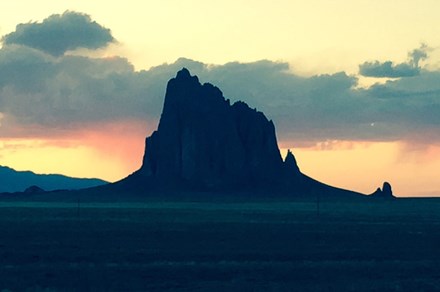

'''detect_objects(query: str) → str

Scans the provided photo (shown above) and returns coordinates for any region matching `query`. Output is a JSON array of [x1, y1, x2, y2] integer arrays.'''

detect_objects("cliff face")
[[138, 68, 299, 189]]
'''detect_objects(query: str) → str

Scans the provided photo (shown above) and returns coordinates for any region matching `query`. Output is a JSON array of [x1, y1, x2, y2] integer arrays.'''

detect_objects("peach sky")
[[2, 122, 440, 197]]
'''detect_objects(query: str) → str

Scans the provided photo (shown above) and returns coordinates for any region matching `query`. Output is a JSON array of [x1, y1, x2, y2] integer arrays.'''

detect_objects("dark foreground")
[[0, 198, 440, 291]]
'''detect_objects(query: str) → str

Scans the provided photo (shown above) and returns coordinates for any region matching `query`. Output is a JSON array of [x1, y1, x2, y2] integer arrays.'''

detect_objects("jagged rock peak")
[[284, 149, 296, 164], [138, 68, 298, 189], [176, 67, 191, 79], [173, 67, 200, 84], [284, 149, 300, 173], [382, 182, 393, 196], [371, 181, 395, 198]]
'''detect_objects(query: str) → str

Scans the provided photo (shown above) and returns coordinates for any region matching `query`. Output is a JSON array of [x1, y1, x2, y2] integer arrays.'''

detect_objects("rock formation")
[[137, 68, 299, 190], [371, 181, 395, 198], [119, 68, 387, 197]]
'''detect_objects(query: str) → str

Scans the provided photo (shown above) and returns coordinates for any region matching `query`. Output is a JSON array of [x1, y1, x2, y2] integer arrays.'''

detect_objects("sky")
[[1, 1, 440, 197]]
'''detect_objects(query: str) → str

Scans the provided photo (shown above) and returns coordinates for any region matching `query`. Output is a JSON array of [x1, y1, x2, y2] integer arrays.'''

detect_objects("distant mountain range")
[[0, 165, 107, 193]]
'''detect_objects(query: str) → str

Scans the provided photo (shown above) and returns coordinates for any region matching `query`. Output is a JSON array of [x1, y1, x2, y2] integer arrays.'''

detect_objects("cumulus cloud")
[[359, 61, 419, 78], [0, 14, 439, 146], [2, 11, 114, 56], [1, 48, 440, 146], [359, 44, 430, 78]]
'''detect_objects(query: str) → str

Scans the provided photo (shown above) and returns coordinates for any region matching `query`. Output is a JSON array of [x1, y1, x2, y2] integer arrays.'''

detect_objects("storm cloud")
[[2, 11, 114, 56]]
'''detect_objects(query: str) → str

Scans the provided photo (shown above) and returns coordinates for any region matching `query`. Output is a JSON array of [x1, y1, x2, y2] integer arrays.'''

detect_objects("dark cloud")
[[359, 44, 430, 78], [2, 11, 114, 56], [1, 48, 440, 145], [0, 46, 161, 128], [359, 61, 419, 78]]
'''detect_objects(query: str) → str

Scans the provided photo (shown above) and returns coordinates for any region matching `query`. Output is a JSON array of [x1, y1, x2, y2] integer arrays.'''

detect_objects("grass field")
[[0, 198, 440, 291]]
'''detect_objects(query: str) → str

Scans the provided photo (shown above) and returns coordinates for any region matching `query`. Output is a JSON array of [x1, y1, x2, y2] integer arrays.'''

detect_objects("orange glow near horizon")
[[282, 141, 440, 197], [0, 138, 126, 181], [1, 129, 440, 197], [281, 142, 397, 195], [0, 119, 152, 182]]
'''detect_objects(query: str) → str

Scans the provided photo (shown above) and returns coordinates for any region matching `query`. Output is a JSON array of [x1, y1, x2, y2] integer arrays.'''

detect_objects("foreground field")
[[0, 198, 439, 291]]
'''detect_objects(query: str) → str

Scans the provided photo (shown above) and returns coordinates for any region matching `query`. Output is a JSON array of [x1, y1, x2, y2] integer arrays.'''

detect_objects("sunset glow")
[[0, 119, 150, 182], [1, 1, 440, 196]]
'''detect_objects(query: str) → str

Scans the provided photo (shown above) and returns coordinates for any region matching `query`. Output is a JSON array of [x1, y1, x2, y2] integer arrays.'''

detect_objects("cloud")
[[0, 45, 168, 136], [2, 11, 114, 56], [408, 43, 429, 68], [1, 49, 440, 147], [359, 44, 430, 78], [359, 61, 419, 78]]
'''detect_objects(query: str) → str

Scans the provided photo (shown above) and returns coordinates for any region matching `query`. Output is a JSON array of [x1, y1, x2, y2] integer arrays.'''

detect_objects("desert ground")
[[0, 196, 439, 291]]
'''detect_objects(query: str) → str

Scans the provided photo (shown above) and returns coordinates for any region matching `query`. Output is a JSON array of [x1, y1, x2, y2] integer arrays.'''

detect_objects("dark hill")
[[0, 165, 107, 193], [115, 68, 389, 198]]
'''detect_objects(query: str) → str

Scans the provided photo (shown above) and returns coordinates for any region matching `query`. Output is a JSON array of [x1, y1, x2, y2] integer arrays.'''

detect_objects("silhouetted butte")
[[116, 68, 392, 197]]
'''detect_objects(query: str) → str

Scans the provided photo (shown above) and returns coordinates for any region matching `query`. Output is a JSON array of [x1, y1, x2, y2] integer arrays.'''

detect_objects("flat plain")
[[0, 197, 439, 291]]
